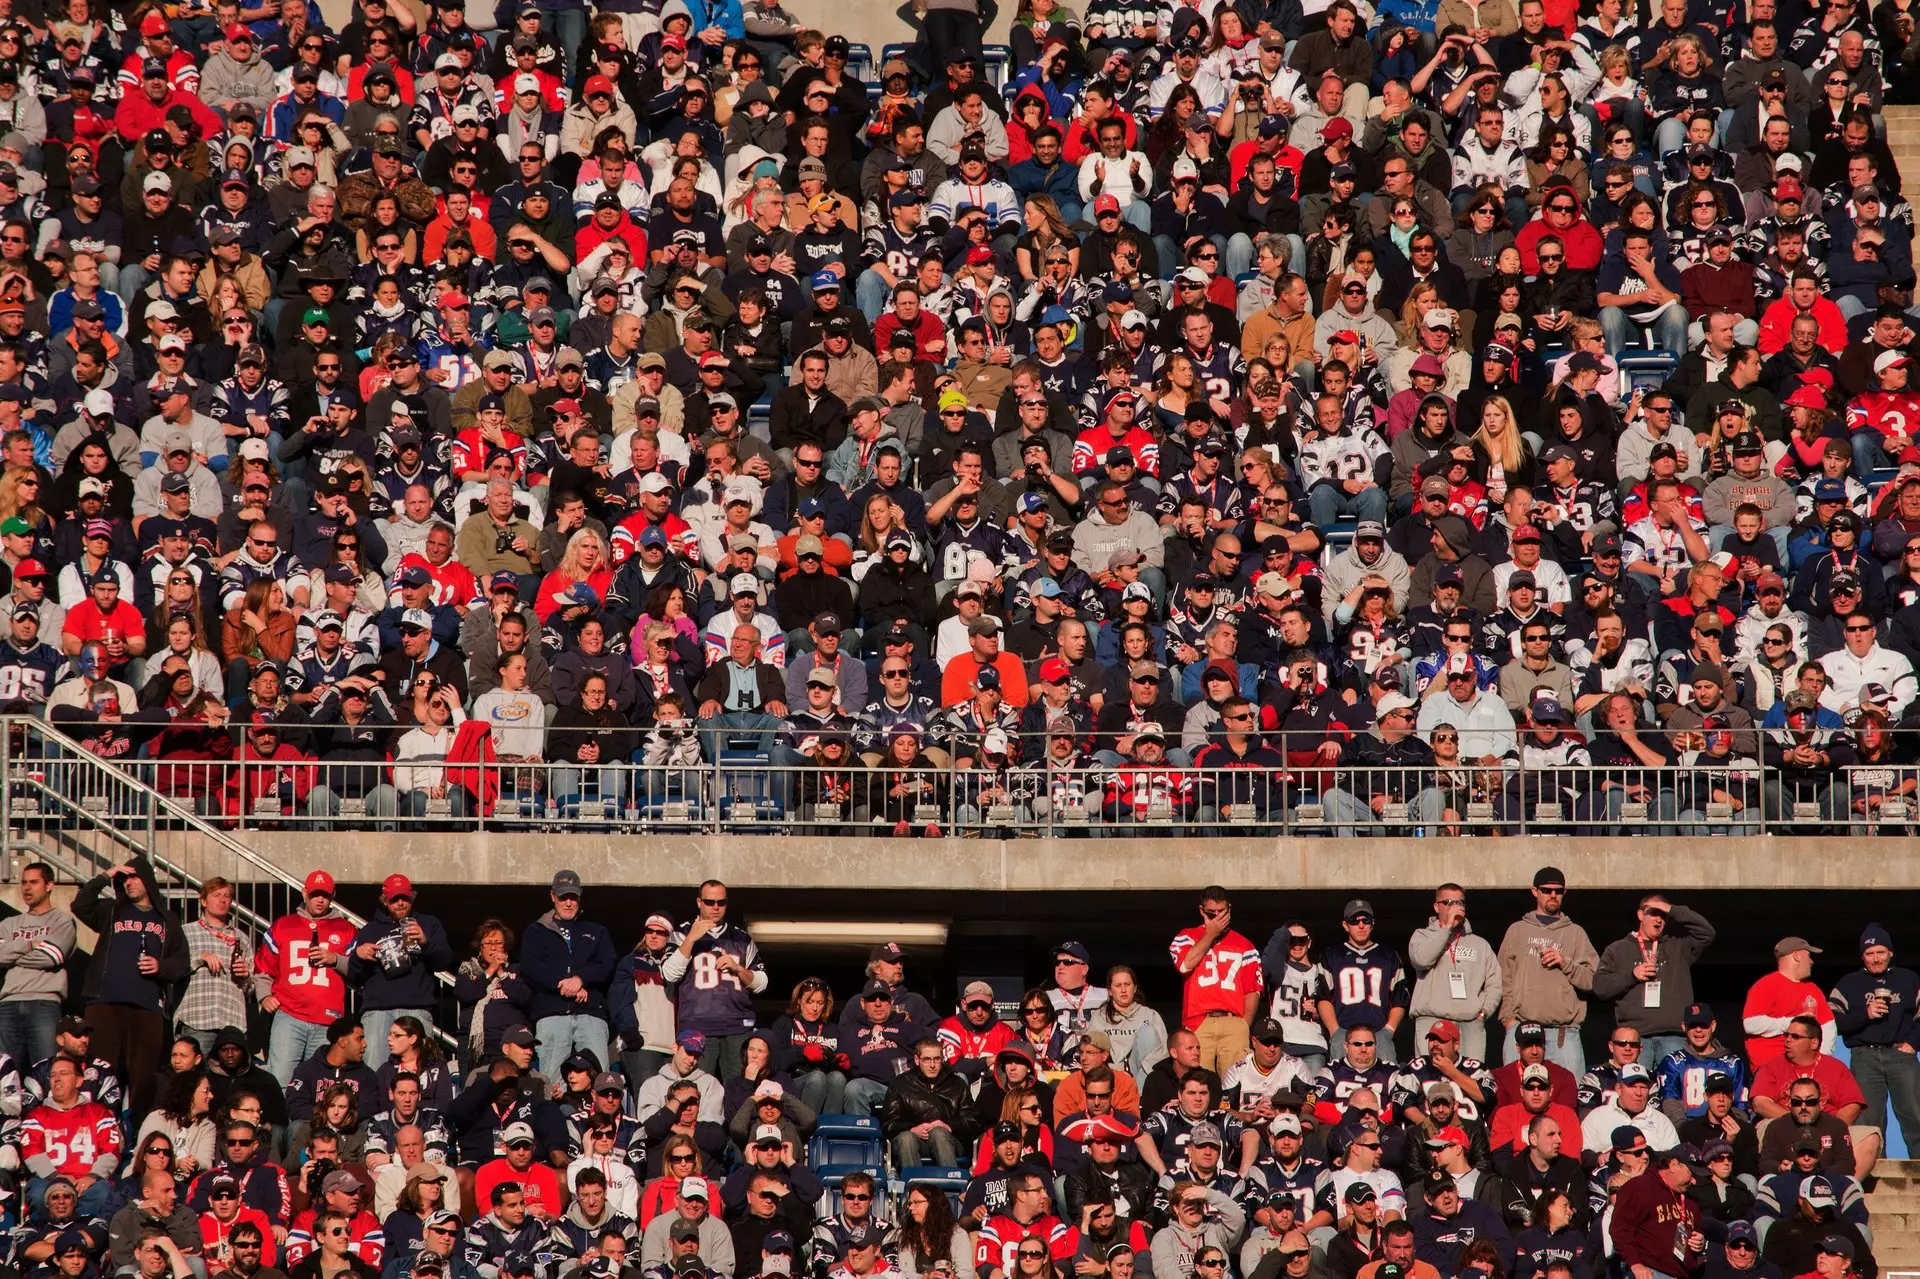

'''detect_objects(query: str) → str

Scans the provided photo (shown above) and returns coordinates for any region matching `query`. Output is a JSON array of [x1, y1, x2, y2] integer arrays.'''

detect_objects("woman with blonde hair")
[[853, 492, 921, 582], [1471, 395, 1535, 503], [0, 467, 48, 530], [1397, 281, 1443, 347], [532, 527, 614, 624], [147, 606, 224, 701]]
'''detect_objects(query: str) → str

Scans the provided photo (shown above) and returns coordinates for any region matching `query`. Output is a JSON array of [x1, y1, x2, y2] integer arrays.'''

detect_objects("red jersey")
[[284, 1208, 383, 1269], [1743, 972, 1835, 1064], [937, 1015, 1017, 1068], [1170, 925, 1264, 1028], [451, 428, 528, 479], [1621, 480, 1704, 527], [474, 1158, 564, 1220], [254, 911, 359, 1026], [62, 599, 147, 651], [1845, 390, 1920, 448], [20, 1100, 122, 1178], [610, 511, 700, 564], [392, 553, 481, 609], [201, 1207, 278, 1272], [976, 1214, 1078, 1275], [1751, 1053, 1865, 1117], [1071, 424, 1160, 476]]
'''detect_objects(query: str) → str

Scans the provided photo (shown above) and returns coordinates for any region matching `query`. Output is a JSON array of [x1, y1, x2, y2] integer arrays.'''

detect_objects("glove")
[[834, 1052, 852, 1071], [803, 1043, 826, 1063]]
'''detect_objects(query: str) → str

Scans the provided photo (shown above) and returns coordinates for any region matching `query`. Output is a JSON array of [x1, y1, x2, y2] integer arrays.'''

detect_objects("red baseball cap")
[[583, 74, 615, 98], [1093, 194, 1120, 216], [1426, 1019, 1461, 1044], [382, 873, 415, 900], [141, 9, 169, 35], [1039, 656, 1071, 683], [304, 870, 336, 896]]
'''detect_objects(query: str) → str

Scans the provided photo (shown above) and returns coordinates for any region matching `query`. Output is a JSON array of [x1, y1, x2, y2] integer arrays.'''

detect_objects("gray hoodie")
[[199, 46, 278, 116], [1408, 915, 1502, 1023], [1495, 910, 1599, 1028]]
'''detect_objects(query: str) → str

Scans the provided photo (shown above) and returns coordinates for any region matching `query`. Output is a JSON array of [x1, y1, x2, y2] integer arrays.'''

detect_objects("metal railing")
[[0, 718, 462, 1041], [4, 715, 1908, 838]]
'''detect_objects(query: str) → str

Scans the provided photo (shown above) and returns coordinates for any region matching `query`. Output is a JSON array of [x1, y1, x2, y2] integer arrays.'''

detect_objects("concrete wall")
[[141, 829, 1920, 892]]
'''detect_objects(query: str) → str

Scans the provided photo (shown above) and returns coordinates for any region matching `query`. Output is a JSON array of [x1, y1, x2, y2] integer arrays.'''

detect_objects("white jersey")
[[1297, 428, 1388, 491]]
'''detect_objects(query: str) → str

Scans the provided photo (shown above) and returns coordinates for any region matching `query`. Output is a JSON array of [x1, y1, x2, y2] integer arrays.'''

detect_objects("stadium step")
[[1886, 106, 1920, 173], [1, 724, 458, 1045], [1867, 1158, 1920, 1266]]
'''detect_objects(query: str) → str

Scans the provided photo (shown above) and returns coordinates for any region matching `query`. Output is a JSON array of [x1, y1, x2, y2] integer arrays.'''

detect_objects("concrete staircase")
[[1887, 106, 1920, 188], [1866, 1159, 1920, 1271]]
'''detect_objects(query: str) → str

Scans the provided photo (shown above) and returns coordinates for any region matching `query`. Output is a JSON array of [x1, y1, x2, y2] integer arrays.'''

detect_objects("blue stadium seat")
[[896, 1167, 969, 1212], [846, 43, 874, 81], [982, 45, 1012, 88], [818, 1165, 886, 1217], [717, 747, 785, 826], [1615, 350, 1676, 394], [809, 1113, 883, 1164], [1323, 520, 1357, 552]]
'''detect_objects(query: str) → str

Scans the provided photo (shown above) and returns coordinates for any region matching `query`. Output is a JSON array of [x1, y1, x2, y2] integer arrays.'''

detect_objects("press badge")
[[1644, 980, 1662, 1008], [1449, 971, 1468, 1001]]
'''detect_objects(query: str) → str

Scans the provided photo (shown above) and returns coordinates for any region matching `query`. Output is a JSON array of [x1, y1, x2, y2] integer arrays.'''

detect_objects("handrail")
[[2, 718, 462, 1045]]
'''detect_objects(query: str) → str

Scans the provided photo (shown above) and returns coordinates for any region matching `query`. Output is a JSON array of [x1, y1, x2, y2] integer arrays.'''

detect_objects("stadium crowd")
[[0, 872, 1904, 1279], [0, 0, 1918, 832]]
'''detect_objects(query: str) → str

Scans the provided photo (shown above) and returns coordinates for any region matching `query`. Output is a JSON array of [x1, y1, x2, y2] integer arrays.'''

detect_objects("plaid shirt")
[[176, 916, 253, 1033]]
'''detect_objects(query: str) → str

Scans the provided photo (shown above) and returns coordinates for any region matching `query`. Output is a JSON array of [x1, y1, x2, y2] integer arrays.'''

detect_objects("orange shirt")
[[940, 652, 1030, 706]]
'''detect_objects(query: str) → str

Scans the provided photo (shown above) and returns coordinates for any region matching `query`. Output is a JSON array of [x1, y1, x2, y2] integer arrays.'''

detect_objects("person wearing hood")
[[200, 1027, 291, 1171], [725, 82, 787, 158], [1409, 515, 1498, 617], [1513, 182, 1602, 275], [1322, 522, 1412, 627], [1389, 394, 1466, 513], [72, 854, 188, 1122]]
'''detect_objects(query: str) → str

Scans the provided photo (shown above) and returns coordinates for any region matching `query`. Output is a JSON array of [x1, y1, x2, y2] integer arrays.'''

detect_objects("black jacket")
[[73, 855, 189, 1008], [881, 1064, 976, 1140]]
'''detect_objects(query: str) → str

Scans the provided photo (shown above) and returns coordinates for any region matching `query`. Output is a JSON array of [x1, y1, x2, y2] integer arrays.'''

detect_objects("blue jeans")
[[855, 268, 896, 323], [1503, 1022, 1586, 1075], [266, 1015, 332, 1086], [1852, 431, 1892, 472], [0, 998, 60, 1067], [844, 1075, 889, 1116], [1308, 481, 1388, 528], [362, 1007, 434, 1059], [796, 1069, 847, 1114], [1599, 304, 1688, 357], [1852, 1044, 1920, 1154], [550, 766, 626, 819], [1639, 1033, 1686, 1069], [543, 5, 589, 80], [28, 1174, 114, 1218], [536, 1011, 611, 1078]]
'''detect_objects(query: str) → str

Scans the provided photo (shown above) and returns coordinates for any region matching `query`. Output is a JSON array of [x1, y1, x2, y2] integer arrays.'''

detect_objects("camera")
[[306, 1157, 338, 1190], [495, 530, 516, 555]]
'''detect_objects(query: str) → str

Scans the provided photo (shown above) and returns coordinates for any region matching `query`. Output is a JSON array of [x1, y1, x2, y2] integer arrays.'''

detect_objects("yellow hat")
[[938, 388, 969, 412]]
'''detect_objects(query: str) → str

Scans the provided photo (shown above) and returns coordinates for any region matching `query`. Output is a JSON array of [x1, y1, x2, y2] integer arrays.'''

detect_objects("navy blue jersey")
[[1240, 1154, 1325, 1221], [1318, 942, 1410, 1031], [661, 921, 766, 1036], [0, 640, 65, 706], [1389, 1055, 1496, 1123]]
